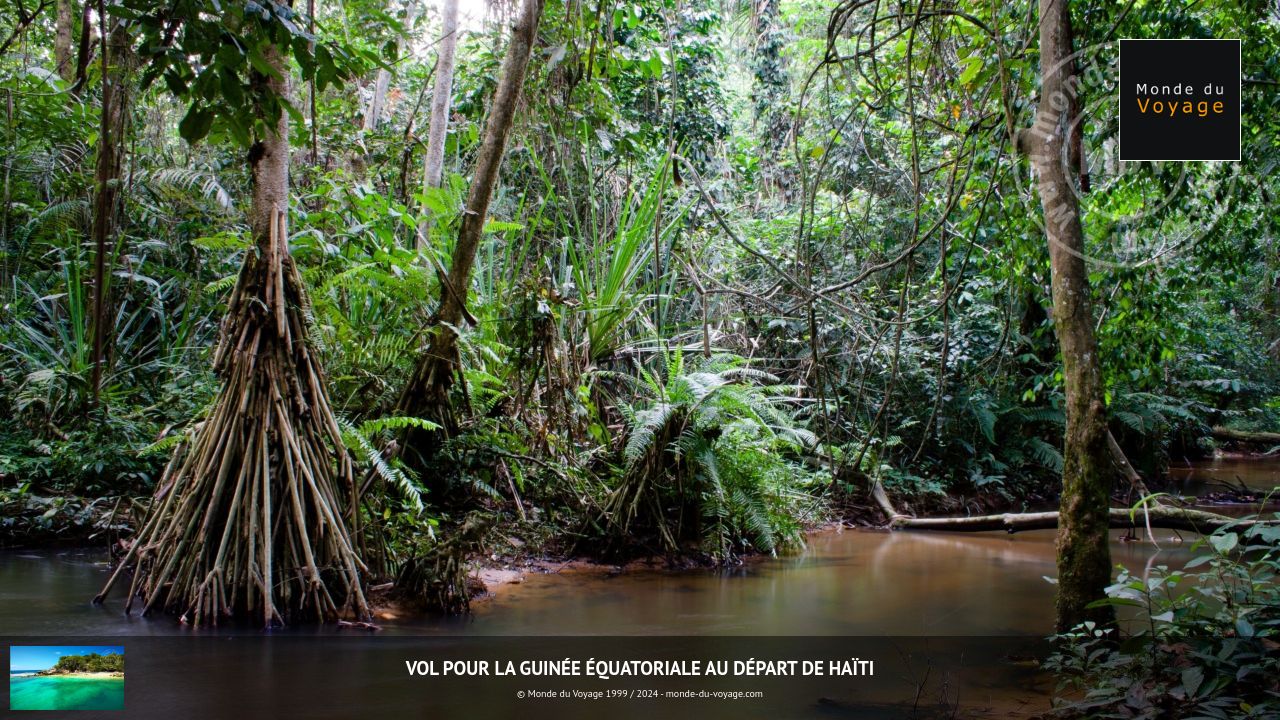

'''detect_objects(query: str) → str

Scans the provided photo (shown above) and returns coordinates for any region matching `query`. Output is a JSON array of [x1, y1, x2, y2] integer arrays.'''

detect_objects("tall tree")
[[71, 0, 93, 92], [363, 2, 417, 135], [87, 7, 132, 405], [421, 0, 458, 193], [750, 0, 787, 185], [397, 0, 544, 466], [54, 0, 74, 82], [362, 68, 391, 132], [415, 0, 456, 251], [1018, 0, 1114, 631], [95, 0, 369, 625]]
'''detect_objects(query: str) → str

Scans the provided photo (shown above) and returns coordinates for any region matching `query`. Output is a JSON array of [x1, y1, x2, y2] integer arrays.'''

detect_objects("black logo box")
[[1119, 38, 1241, 162]]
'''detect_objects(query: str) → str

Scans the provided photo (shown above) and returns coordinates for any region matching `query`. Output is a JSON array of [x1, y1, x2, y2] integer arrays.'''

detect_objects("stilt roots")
[[95, 209, 369, 626]]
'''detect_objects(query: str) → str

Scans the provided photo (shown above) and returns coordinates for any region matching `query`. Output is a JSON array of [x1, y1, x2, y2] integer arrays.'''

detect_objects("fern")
[[1005, 405, 1066, 426], [970, 397, 997, 444], [1113, 410, 1147, 434], [1026, 437, 1065, 473], [202, 275, 239, 297], [11, 200, 88, 246], [140, 432, 188, 457], [137, 168, 235, 211], [339, 417, 428, 513], [357, 416, 440, 437], [602, 348, 819, 562]]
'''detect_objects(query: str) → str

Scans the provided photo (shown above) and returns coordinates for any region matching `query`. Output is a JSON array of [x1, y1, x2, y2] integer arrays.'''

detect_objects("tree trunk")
[[362, 69, 391, 132], [871, 473, 1259, 540], [72, 0, 93, 93], [423, 0, 459, 190], [396, 0, 543, 468], [250, 48, 291, 249], [417, 0, 459, 253], [87, 12, 132, 405], [1018, 0, 1114, 633], [1108, 429, 1152, 499], [363, 1, 416, 135], [96, 42, 369, 627], [54, 0, 75, 82], [1211, 427, 1280, 445]]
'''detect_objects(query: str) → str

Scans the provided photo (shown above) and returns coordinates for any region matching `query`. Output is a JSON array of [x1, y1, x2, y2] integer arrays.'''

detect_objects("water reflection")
[[1169, 454, 1280, 494], [464, 528, 1191, 637], [2, 456, 1272, 638]]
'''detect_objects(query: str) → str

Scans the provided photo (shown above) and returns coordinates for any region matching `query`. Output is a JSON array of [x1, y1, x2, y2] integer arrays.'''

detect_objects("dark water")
[[463, 528, 1195, 637], [1169, 453, 1280, 495], [0, 527, 1196, 638], [1, 456, 1273, 719], [2, 533, 1097, 718]]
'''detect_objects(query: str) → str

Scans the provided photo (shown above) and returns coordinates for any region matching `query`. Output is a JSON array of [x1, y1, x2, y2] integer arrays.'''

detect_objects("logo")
[[1011, 38, 1247, 270], [1119, 39, 1241, 161]]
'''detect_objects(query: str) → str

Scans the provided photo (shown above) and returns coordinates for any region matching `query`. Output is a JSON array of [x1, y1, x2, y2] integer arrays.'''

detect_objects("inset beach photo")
[[9, 646, 124, 711]]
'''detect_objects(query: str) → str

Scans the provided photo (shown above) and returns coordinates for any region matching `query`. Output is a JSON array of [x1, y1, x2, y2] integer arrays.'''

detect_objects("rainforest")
[[1, 0, 1278, 717]]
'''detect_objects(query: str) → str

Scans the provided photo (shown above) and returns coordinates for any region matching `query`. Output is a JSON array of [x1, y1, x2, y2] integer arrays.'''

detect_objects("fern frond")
[[339, 417, 425, 513], [1025, 437, 1064, 472]]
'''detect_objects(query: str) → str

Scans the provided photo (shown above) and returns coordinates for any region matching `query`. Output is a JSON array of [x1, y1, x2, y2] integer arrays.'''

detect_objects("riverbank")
[[461, 521, 852, 605], [8, 445, 1269, 551], [457, 477, 1280, 604], [7, 451, 1277, 623]]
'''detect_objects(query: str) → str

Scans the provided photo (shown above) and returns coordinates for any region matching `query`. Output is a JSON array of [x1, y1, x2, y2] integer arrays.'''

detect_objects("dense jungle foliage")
[[1, 0, 1279, 642]]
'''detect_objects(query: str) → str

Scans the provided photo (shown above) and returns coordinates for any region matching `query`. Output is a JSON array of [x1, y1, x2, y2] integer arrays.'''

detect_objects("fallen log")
[[868, 463, 1268, 537], [888, 506, 1269, 535], [1211, 427, 1280, 445]]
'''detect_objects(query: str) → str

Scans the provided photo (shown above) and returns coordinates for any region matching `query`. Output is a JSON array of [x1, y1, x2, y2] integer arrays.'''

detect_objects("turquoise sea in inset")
[[9, 674, 124, 710]]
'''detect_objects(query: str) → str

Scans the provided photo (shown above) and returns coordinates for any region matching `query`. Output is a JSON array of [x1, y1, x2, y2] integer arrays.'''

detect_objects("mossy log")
[[1211, 427, 1280, 445], [871, 477, 1267, 535], [886, 506, 1267, 534]]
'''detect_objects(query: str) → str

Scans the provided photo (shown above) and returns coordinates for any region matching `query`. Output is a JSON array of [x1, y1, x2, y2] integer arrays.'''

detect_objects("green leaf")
[[215, 43, 243, 68], [1087, 596, 1144, 608], [218, 67, 245, 107], [293, 36, 317, 77], [1181, 666, 1204, 698], [419, 186, 454, 217], [483, 220, 524, 234], [247, 45, 282, 80], [1209, 532, 1238, 554], [1183, 554, 1213, 569], [178, 105, 214, 144], [646, 53, 663, 78], [163, 70, 188, 97]]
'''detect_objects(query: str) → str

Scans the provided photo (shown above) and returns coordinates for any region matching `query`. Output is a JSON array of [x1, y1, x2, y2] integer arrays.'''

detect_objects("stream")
[[1, 456, 1275, 718]]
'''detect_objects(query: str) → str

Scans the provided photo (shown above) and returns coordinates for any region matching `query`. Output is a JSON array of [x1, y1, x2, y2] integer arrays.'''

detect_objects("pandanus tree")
[[95, 0, 371, 625], [396, 0, 545, 468]]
